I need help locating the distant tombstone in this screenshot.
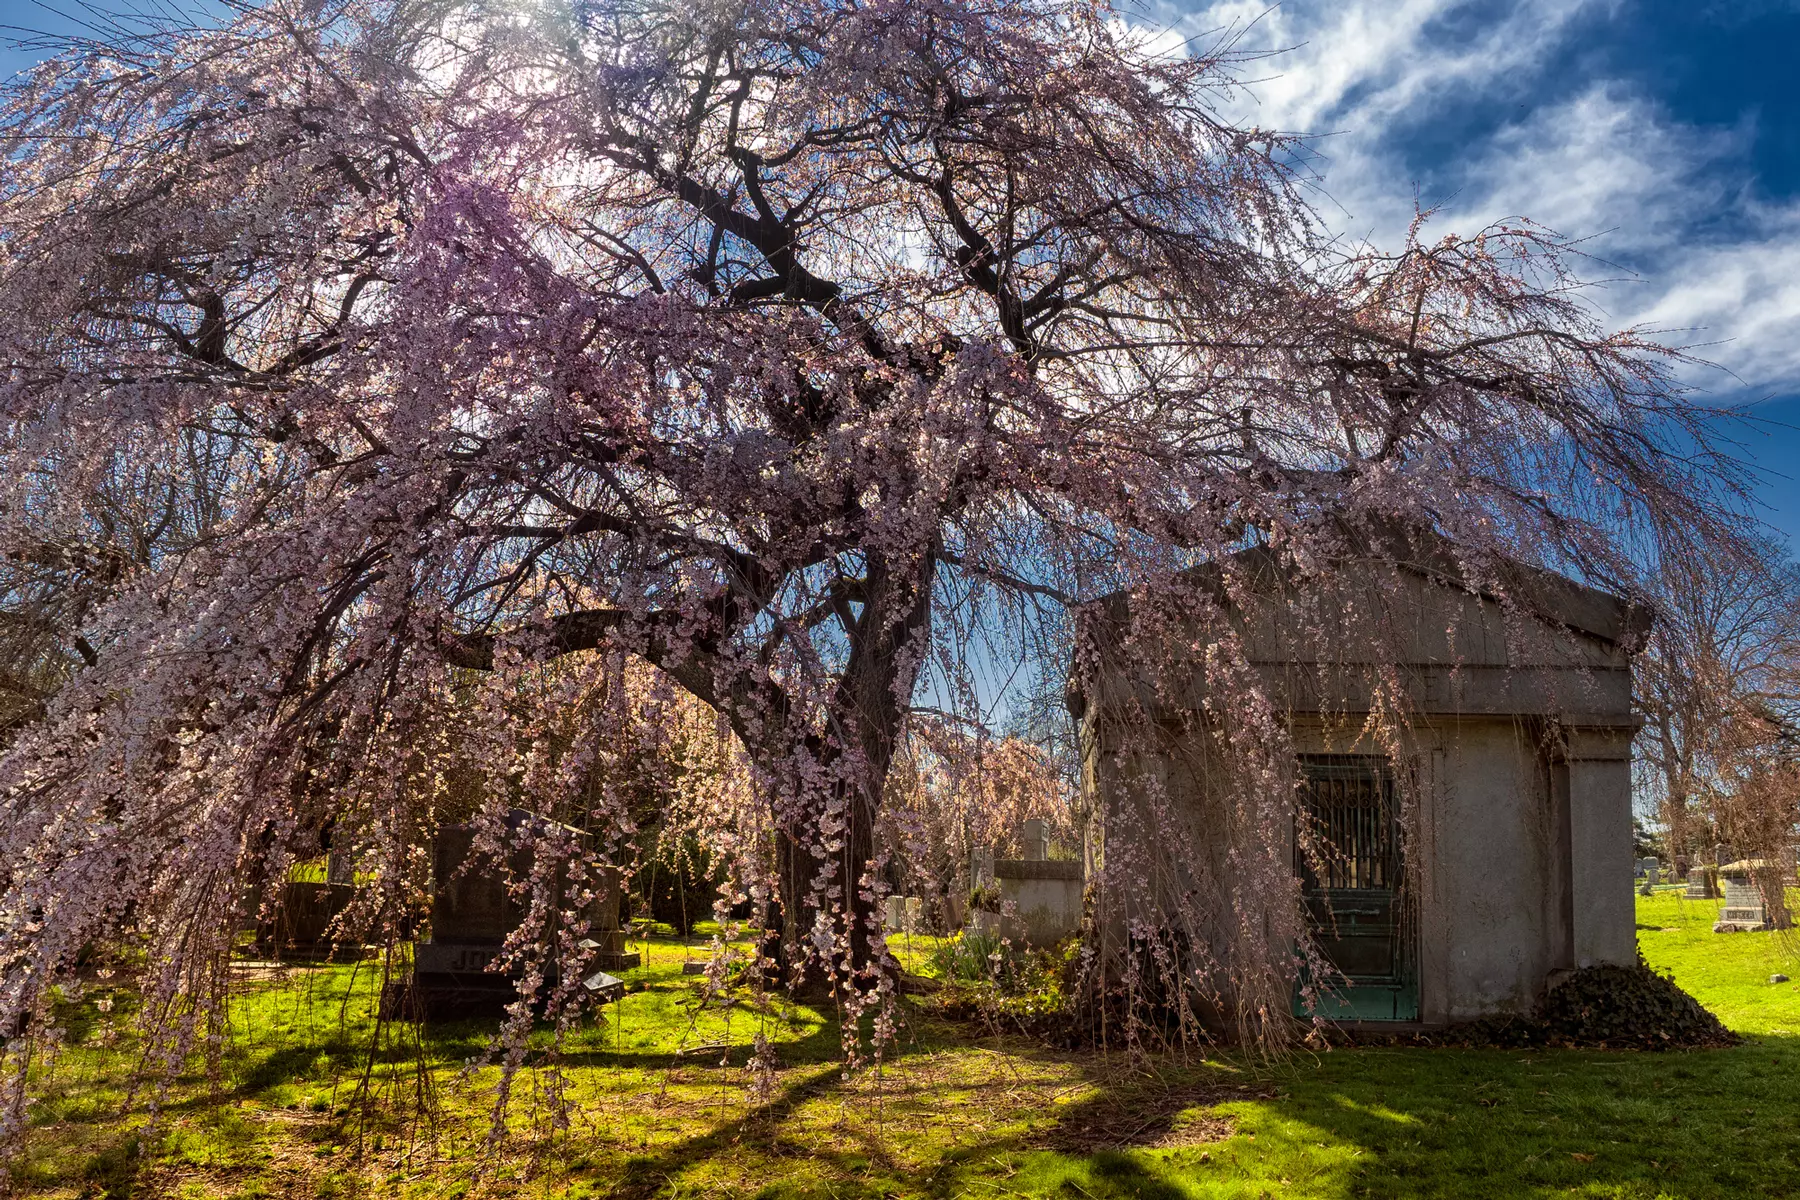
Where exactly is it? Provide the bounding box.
[992,858,1083,945]
[992,818,1082,946]
[1714,859,1775,933]
[940,890,967,933]
[883,895,926,934]
[1685,864,1720,900]
[582,970,625,1004]
[1637,860,1660,896]
[1634,856,1658,881]
[967,910,1004,939]
[582,864,638,971]
[325,852,355,886]
[399,809,637,1020]
[255,881,356,960]
[971,847,996,889]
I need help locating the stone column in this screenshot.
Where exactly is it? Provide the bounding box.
[1564,721,1638,968]
[1021,819,1050,862]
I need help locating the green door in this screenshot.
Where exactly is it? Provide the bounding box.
[1292,756,1419,1022]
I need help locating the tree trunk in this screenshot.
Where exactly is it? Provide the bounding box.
[769,546,937,992]
[773,776,882,993]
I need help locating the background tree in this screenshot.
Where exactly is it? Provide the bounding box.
[1635,537,1800,872]
[0,0,1754,1120]
[883,719,1073,929]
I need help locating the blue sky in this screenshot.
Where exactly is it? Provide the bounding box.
[1151,0,1800,544]
[5,0,1800,541]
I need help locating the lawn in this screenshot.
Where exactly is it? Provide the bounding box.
[15,891,1800,1199]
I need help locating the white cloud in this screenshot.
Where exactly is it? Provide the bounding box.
[1188,0,1595,134]
[1151,0,1800,394]
[1431,86,1740,252]
[1627,208,1800,390]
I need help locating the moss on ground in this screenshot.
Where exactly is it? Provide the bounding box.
[16,894,1800,1198]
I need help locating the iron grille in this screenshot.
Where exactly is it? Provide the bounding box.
[1297,758,1398,891]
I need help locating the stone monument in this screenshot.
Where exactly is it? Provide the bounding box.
[883,895,925,934]
[255,880,356,960]
[971,846,995,889]
[1714,859,1776,932]
[940,889,967,933]
[993,820,1083,946]
[1021,819,1051,862]
[401,809,638,1019]
[1685,860,1721,899]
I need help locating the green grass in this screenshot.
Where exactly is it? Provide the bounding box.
[18,896,1800,1199]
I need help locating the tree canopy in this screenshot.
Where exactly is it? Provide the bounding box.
[0,0,1754,1129]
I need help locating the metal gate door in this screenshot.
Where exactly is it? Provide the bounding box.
[1292,756,1418,1021]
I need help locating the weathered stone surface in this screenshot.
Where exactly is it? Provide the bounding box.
[1714,859,1777,933]
[967,910,1003,939]
[995,857,1083,946]
[255,882,356,959]
[883,895,928,935]
[581,971,625,1004]
[1021,819,1050,862]
[401,808,637,1019]
[971,847,995,888]
[1685,866,1720,900]
[941,891,967,933]
[1073,533,1645,1026]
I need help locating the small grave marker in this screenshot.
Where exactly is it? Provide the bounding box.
[1714,859,1776,933]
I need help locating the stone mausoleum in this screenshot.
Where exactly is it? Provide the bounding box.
[1069,530,1647,1026]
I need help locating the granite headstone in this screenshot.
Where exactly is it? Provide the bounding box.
[399,809,638,1019]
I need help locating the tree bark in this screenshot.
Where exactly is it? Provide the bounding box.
[770,546,938,989]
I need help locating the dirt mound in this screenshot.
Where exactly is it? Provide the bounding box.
[1357,961,1738,1050]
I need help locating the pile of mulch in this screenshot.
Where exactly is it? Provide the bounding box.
[1348,961,1738,1050]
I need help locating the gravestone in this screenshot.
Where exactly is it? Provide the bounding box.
[967,910,1004,938]
[401,809,637,1019]
[1638,859,1659,897]
[971,847,995,889]
[1714,859,1775,932]
[993,820,1084,946]
[255,881,356,959]
[940,890,967,933]
[884,896,926,934]
[1685,864,1720,900]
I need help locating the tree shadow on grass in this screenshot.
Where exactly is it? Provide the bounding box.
[661,1032,1800,1200]
[584,1035,1262,1200]
[1234,1035,1800,1199]
[1029,1075,1255,1154]
[602,1061,848,1200]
